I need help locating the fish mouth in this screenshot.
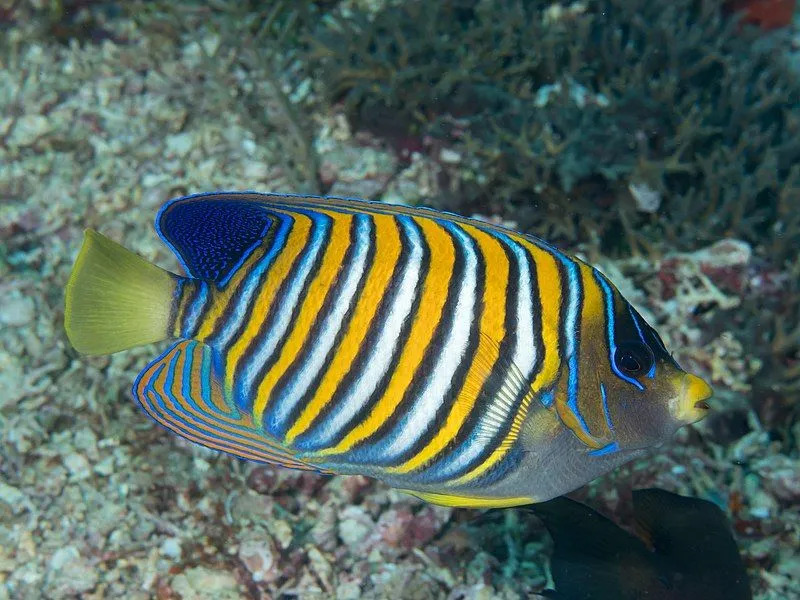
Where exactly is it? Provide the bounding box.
[672,374,713,424]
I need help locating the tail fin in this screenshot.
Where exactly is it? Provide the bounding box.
[65,229,179,355]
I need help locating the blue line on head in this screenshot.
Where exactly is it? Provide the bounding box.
[600,383,614,432]
[594,271,645,391]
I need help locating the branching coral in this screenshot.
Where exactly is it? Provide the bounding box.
[310,0,800,259]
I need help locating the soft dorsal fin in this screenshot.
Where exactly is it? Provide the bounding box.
[156,194,276,286]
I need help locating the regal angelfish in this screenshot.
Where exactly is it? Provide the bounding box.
[65,193,712,507]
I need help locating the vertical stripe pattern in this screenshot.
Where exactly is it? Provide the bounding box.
[134,192,654,500]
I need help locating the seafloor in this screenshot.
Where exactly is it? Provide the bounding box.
[1,3,799,600]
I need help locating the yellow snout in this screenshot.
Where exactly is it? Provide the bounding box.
[672,373,713,424]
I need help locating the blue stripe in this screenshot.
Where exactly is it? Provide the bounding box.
[628,305,656,379]
[266,213,373,433]
[600,383,614,432]
[344,218,472,463]
[594,272,645,391]
[237,209,332,417]
[557,256,592,438]
[588,441,619,456]
[182,282,209,337]
[213,212,293,349]
[298,214,423,452]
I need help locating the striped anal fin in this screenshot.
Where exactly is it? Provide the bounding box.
[132,339,328,473]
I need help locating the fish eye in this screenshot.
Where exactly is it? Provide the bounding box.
[614,342,654,376]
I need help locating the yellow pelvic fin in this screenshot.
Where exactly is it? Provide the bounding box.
[400,489,534,508]
[65,229,178,355]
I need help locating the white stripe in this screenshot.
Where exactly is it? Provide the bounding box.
[214,212,292,349]
[376,221,477,459]
[422,233,534,479]
[238,213,329,403]
[271,216,372,427]
[510,238,536,378]
[182,282,209,336]
[312,217,424,445]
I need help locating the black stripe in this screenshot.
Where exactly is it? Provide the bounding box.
[278,213,376,437]
[208,211,286,347]
[380,222,485,466]
[350,220,463,453]
[294,216,423,445]
[234,211,333,409]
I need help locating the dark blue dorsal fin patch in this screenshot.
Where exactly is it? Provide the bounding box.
[156,194,274,286]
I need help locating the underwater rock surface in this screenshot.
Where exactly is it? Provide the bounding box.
[0,2,798,599]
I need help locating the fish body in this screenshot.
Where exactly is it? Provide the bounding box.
[529,488,752,600]
[64,192,712,507]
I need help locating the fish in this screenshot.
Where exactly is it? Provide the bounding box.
[528,488,752,600]
[64,192,712,508]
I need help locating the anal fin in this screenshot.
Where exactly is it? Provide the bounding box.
[132,340,329,473]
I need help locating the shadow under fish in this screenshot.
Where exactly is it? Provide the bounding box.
[527,488,752,600]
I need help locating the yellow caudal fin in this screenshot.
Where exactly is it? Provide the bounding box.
[64,229,178,355]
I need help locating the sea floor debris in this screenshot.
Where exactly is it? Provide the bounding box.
[0,4,798,600]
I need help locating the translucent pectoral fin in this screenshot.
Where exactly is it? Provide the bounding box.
[132,339,330,473]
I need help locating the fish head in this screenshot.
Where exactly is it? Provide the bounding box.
[597,302,712,450]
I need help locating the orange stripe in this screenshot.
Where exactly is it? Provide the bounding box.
[284,214,402,442]
[387,223,508,474]
[316,216,455,454]
[253,212,353,425]
[223,211,313,392]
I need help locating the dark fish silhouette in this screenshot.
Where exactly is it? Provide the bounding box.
[528,488,752,600]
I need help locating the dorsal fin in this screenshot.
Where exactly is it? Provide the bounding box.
[156,194,276,286]
[132,339,330,473]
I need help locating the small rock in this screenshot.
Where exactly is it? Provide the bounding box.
[749,490,778,519]
[49,547,80,572]
[270,519,293,550]
[338,505,374,548]
[439,148,462,164]
[165,132,194,158]
[336,579,363,600]
[238,539,277,583]
[0,482,26,511]
[63,452,92,480]
[9,115,51,147]
[756,455,800,503]
[160,538,182,560]
[93,455,115,476]
[0,293,35,327]
[46,546,98,597]
[628,181,661,213]
[171,567,240,600]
